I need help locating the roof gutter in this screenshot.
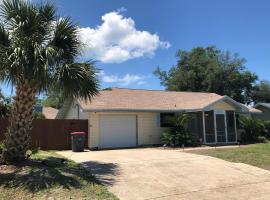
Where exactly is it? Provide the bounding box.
[81,108,202,113]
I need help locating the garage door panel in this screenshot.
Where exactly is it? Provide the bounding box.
[99,115,137,148]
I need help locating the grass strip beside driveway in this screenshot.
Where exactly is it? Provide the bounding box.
[188,143,270,171]
[0,150,117,200]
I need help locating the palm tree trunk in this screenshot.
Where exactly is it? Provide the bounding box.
[1,79,37,163]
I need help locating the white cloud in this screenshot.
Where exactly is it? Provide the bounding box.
[98,70,148,86]
[78,10,170,63]
[116,7,127,13]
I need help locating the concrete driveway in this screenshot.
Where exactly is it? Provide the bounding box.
[58,148,270,200]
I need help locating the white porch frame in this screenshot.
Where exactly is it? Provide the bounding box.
[234,112,238,142]
[202,112,206,143]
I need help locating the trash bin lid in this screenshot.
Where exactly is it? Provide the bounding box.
[70,132,86,135]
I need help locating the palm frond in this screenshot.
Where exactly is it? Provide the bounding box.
[38,2,56,23]
[0,24,10,47]
[1,0,32,26]
[0,23,11,82]
[50,17,80,63]
[0,0,99,101]
[55,61,99,100]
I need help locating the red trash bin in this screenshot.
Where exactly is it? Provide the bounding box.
[70,132,85,152]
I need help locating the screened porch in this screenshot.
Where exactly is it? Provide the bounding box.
[186,110,238,144]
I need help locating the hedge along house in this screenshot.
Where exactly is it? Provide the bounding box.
[57,88,250,149]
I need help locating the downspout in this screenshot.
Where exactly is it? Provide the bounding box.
[75,103,80,120]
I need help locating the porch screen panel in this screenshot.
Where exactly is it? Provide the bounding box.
[216,114,226,143]
[205,111,215,143]
[226,111,236,142]
[197,113,204,142]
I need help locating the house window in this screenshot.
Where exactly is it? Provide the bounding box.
[160,113,175,127]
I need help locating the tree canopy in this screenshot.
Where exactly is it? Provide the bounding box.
[251,80,270,104]
[154,46,258,103]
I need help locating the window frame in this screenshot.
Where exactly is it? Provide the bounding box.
[160,113,175,127]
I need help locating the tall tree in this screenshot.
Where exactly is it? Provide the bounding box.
[154,46,257,103]
[0,0,99,163]
[251,80,270,104]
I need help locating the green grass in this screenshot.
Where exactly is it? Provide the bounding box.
[0,151,118,200]
[189,143,270,171]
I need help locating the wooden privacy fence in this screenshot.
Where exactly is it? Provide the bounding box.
[0,119,88,150]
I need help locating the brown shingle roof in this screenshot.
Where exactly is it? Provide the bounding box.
[254,103,270,109]
[239,103,262,114]
[43,107,59,119]
[79,88,224,111]
[249,107,262,113]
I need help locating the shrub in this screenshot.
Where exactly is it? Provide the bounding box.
[160,114,198,147]
[262,120,270,139]
[257,136,268,143]
[239,116,266,143]
[34,112,46,119]
[160,132,175,146]
[0,142,4,154]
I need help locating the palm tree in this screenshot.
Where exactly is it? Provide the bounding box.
[0,0,99,163]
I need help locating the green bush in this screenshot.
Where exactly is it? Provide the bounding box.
[257,136,268,143]
[0,142,3,154]
[239,116,268,143]
[34,112,46,119]
[262,120,270,139]
[160,132,175,145]
[160,114,197,147]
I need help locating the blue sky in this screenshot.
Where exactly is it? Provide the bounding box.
[1,0,270,95]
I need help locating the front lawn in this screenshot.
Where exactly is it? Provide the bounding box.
[188,143,270,170]
[0,151,117,200]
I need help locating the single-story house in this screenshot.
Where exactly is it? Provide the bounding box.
[252,103,270,120]
[57,88,253,149]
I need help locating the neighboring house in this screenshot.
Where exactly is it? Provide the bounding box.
[252,103,270,120]
[57,88,252,149]
[35,105,59,119]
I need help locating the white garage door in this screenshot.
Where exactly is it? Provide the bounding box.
[99,115,137,148]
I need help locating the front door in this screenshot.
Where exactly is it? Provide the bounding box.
[216,113,226,143]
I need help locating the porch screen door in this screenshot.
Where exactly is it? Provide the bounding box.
[216,114,226,143]
[205,111,215,143]
[226,111,237,142]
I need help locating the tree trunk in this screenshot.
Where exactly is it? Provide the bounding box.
[1,79,37,163]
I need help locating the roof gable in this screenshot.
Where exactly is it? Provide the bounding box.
[203,96,249,112]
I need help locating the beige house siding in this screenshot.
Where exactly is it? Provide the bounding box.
[65,101,89,119]
[137,113,168,145]
[89,112,99,148]
[209,101,236,111]
[88,112,168,148]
